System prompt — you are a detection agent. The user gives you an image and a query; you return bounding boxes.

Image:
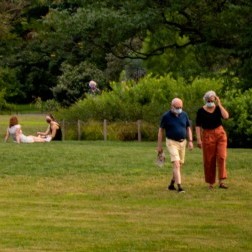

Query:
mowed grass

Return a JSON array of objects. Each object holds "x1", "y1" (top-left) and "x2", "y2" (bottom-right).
[
  {"x1": 0, "y1": 139, "x2": 251, "y2": 252},
  {"x1": 0, "y1": 115, "x2": 251, "y2": 251}
]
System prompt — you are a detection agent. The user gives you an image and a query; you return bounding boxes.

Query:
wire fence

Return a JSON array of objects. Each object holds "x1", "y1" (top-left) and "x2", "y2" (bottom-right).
[{"x1": 60, "y1": 119, "x2": 158, "y2": 141}]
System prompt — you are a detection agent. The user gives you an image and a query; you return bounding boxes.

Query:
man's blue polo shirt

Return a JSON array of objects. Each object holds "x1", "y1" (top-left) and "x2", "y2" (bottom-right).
[{"x1": 160, "y1": 110, "x2": 190, "y2": 140}]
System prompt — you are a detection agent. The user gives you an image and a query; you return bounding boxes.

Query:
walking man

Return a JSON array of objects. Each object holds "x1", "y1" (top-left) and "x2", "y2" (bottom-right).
[{"x1": 157, "y1": 98, "x2": 193, "y2": 192}]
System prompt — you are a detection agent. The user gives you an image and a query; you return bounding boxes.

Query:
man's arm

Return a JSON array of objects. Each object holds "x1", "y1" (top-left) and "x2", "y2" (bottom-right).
[
  {"x1": 187, "y1": 126, "x2": 193, "y2": 142},
  {"x1": 187, "y1": 126, "x2": 194, "y2": 150},
  {"x1": 157, "y1": 128, "x2": 164, "y2": 153}
]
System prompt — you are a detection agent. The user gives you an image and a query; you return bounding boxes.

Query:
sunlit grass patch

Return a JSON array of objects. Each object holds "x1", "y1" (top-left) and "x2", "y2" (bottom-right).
[{"x1": 0, "y1": 141, "x2": 251, "y2": 251}]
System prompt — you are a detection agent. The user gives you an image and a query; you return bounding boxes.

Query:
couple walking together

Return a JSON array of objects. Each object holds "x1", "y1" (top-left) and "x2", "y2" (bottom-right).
[{"x1": 157, "y1": 90, "x2": 229, "y2": 192}]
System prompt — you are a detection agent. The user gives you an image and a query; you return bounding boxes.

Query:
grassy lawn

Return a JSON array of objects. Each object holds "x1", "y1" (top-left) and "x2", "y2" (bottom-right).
[{"x1": 0, "y1": 139, "x2": 251, "y2": 251}]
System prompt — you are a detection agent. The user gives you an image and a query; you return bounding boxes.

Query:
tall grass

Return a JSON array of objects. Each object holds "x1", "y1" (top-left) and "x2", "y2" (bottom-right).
[{"x1": 0, "y1": 140, "x2": 251, "y2": 251}]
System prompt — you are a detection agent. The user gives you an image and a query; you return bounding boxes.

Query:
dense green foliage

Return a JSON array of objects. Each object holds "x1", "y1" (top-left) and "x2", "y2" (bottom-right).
[
  {"x1": 0, "y1": 0, "x2": 252, "y2": 146},
  {"x1": 224, "y1": 88, "x2": 252, "y2": 147},
  {"x1": 59, "y1": 74, "x2": 222, "y2": 122},
  {"x1": 56, "y1": 74, "x2": 252, "y2": 147},
  {"x1": 0, "y1": 0, "x2": 252, "y2": 103},
  {"x1": 52, "y1": 62, "x2": 106, "y2": 106}
]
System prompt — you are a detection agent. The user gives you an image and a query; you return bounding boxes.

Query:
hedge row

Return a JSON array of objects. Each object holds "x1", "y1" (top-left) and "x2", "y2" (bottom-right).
[{"x1": 56, "y1": 74, "x2": 252, "y2": 147}]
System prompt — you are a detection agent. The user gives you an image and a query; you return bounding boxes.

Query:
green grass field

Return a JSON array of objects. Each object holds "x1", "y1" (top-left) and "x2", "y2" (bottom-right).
[{"x1": 0, "y1": 139, "x2": 251, "y2": 252}]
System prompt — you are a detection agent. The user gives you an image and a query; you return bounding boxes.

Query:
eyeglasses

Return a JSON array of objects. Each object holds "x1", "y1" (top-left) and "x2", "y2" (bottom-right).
[{"x1": 173, "y1": 106, "x2": 182, "y2": 109}]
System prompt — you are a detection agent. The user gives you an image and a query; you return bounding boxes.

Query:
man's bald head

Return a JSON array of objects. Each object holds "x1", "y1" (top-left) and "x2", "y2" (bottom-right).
[
  {"x1": 171, "y1": 98, "x2": 183, "y2": 108},
  {"x1": 171, "y1": 98, "x2": 183, "y2": 115}
]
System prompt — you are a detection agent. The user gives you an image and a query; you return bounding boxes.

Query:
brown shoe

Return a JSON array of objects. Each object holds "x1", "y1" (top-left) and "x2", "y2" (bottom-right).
[{"x1": 219, "y1": 183, "x2": 228, "y2": 189}]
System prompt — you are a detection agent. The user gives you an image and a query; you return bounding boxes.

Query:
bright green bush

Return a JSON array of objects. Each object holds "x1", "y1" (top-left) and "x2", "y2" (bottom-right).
[
  {"x1": 59, "y1": 74, "x2": 224, "y2": 124},
  {"x1": 223, "y1": 88, "x2": 252, "y2": 147},
  {"x1": 140, "y1": 121, "x2": 158, "y2": 141},
  {"x1": 56, "y1": 74, "x2": 252, "y2": 146},
  {"x1": 43, "y1": 99, "x2": 61, "y2": 112}
]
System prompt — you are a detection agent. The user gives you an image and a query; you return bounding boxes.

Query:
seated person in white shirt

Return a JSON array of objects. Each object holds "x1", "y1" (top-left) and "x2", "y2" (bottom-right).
[{"x1": 4, "y1": 116, "x2": 46, "y2": 143}]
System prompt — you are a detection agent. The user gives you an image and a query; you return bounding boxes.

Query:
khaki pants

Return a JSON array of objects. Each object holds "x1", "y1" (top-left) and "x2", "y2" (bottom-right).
[{"x1": 202, "y1": 126, "x2": 227, "y2": 184}]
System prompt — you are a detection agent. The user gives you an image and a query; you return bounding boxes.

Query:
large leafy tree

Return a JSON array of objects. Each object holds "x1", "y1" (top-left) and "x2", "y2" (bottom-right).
[
  {"x1": 0, "y1": 0, "x2": 116, "y2": 103},
  {"x1": 0, "y1": 1, "x2": 54, "y2": 103},
  {"x1": 0, "y1": 0, "x2": 29, "y2": 102},
  {"x1": 52, "y1": 62, "x2": 106, "y2": 107},
  {"x1": 0, "y1": 0, "x2": 252, "y2": 104},
  {"x1": 0, "y1": 0, "x2": 28, "y2": 40},
  {"x1": 41, "y1": 0, "x2": 252, "y2": 86}
]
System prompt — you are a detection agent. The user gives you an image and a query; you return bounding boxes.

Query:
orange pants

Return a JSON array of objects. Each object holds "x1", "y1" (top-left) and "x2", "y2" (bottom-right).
[{"x1": 202, "y1": 126, "x2": 227, "y2": 184}]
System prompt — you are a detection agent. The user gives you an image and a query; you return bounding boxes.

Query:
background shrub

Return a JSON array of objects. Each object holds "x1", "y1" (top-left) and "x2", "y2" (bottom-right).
[
  {"x1": 141, "y1": 121, "x2": 158, "y2": 141},
  {"x1": 114, "y1": 122, "x2": 139, "y2": 141},
  {"x1": 55, "y1": 74, "x2": 252, "y2": 147},
  {"x1": 82, "y1": 120, "x2": 104, "y2": 140},
  {"x1": 58, "y1": 74, "x2": 223, "y2": 124},
  {"x1": 224, "y1": 89, "x2": 252, "y2": 148},
  {"x1": 61, "y1": 121, "x2": 78, "y2": 140}
]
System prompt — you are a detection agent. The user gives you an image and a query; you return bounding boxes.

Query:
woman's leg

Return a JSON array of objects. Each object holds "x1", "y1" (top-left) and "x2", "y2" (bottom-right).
[
  {"x1": 30, "y1": 136, "x2": 46, "y2": 142},
  {"x1": 202, "y1": 131, "x2": 217, "y2": 185},
  {"x1": 216, "y1": 127, "x2": 228, "y2": 187}
]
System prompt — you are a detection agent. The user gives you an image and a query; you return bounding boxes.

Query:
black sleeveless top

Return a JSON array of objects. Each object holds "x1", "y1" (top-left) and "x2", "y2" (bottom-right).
[
  {"x1": 196, "y1": 106, "x2": 223, "y2": 130},
  {"x1": 50, "y1": 122, "x2": 62, "y2": 141}
]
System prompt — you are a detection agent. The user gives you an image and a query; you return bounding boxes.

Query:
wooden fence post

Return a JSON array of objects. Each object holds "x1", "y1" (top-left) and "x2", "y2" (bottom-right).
[
  {"x1": 103, "y1": 119, "x2": 107, "y2": 141},
  {"x1": 137, "y1": 120, "x2": 141, "y2": 142},
  {"x1": 77, "y1": 120, "x2": 81, "y2": 140},
  {"x1": 61, "y1": 119, "x2": 65, "y2": 141}
]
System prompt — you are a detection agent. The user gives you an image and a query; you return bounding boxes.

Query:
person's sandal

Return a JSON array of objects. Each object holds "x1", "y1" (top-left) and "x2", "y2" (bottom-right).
[
  {"x1": 219, "y1": 183, "x2": 228, "y2": 189},
  {"x1": 209, "y1": 185, "x2": 214, "y2": 190}
]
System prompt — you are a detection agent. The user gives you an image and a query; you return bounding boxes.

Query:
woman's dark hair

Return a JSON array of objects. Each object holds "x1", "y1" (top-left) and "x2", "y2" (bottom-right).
[{"x1": 48, "y1": 113, "x2": 56, "y2": 121}]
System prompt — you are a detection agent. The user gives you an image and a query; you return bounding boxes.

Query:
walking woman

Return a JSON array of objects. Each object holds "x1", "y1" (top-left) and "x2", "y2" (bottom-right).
[{"x1": 195, "y1": 91, "x2": 229, "y2": 190}]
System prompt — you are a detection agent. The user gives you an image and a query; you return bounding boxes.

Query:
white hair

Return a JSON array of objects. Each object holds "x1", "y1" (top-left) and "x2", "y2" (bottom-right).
[
  {"x1": 89, "y1": 80, "x2": 97, "y2": 88},
  {"x1": 171, "y1": 98, "x2": 182, "y2": 106},
  {"x1": 203, "y1": 90, "x2": 216, "y2": 102}
]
